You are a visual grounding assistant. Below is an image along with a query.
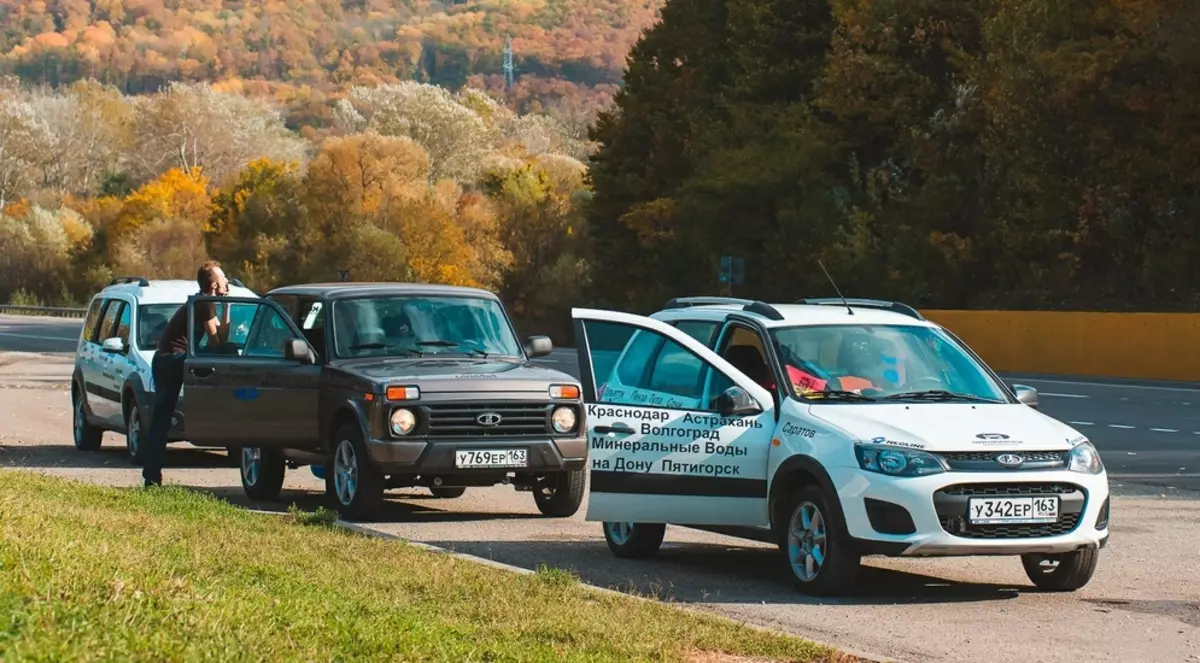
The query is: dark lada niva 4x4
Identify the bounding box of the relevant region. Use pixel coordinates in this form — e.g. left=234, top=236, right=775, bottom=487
left=177, top=282, right=587, bottom=520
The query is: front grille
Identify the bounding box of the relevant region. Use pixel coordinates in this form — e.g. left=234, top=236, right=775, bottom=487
left=939, top=450, right=1067, bottom=472
left=423, top=403, right=553, bottom=438
left=934, top=482, right=1087, bottom=539
left=938, top=482, right=1078, bottom=496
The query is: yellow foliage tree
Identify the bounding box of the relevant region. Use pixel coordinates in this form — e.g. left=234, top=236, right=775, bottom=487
left=107, top=167, right=214, bottom=278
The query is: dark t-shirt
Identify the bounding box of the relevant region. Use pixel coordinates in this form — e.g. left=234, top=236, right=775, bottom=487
left=157, top=299, right=216, bottom=355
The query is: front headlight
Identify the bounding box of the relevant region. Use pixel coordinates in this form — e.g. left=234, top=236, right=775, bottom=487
left=390, top=408, right=416, bottom=436
left=855, top=443, right=946, bottom=477
left=551, top=406, right=577, bottom=434
left=1066, top=439, right=1104, bottom=474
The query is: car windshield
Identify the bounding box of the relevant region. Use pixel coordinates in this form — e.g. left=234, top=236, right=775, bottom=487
left=768, top=324, right=1010, bottom=403
left=136, top=304, right=180, bottom=350
left=331, top=295, right=524, bottom=359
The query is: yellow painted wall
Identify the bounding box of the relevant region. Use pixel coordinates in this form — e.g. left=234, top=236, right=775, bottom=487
left=921, top=310, right=1200, bottom=382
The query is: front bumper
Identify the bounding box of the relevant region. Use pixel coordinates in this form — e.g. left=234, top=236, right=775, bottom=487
left=364, top=435, right=588, bottom=476
left=829, top=466, right=1111, bottom=557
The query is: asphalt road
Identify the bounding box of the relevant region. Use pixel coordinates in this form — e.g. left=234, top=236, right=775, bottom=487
left=3, top=313, right=1197, bottom=492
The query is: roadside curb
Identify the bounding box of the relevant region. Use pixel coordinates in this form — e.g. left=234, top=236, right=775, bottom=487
left=332, top=520, right=894, bottom=663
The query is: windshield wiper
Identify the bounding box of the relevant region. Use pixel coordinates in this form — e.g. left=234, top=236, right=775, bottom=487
left=416, top=339, right=489, bottom=357
left=802, top=389, right=875, bottom=402
left=348, top=342, right=423, bottom=357
left=882, top=390, right=999, bottom=403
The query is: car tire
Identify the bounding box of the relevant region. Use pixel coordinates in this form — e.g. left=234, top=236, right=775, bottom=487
left=779, top=485, right=861, bottom=596
left=326, top=423, right=385, bottom=521
left=429, top=486, right=466, bottom=498
left=532, top=469, right=586, bottom=517
left=241, top=447, right=286, bottom=501
left=1021, top=548, right=1099, bottom=591
left=125, top=400, right=147, bottom=465
left=72, top=389, right=103, bottom=452
left=603, top=522, right=666, bottom=558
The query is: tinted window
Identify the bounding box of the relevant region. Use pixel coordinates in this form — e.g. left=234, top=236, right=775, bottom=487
left=645, top=339, right=707, bottom=398
left=243, top=305, right=300, bottom=358
left=614, top=330, right=661, bottom=386
left=82, top=298, right=104, bottom=343
left=673, top=320, right=718, bottom=346
left=114, top=301, right=131, bottom=346
left=97, top=300, right=123, bottom=342
left=137, top=304, right=180, bottom=350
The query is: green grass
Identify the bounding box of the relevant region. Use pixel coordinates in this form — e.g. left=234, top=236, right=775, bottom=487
left=0, top=471, right=849, bottom=662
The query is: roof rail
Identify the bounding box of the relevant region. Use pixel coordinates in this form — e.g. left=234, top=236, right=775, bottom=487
left=796, top=299, right=926, bottom=321
left=229, top=278, right=245, bottom=288
left=743, top=301, right=784, bottom=321
left=663, top=296, right=754, bottom=309
left=796, top=297, right=925, bottom=320
left=109, top=276, right=150, bottom=287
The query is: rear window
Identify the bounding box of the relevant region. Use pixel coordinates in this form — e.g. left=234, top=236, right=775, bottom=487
left=137, top=304, right=181, bottom=350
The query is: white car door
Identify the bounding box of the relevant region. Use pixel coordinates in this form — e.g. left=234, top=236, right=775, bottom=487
left=573, top=308, right=776, bottom=527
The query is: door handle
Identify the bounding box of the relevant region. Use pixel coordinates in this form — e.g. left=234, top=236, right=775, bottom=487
left=595, top=423, right=635, bottom=435
left=190, top=367, right=215, bottom=378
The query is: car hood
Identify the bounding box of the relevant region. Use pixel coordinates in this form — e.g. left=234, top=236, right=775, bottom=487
left=330, top=356, right=576, bottom=394
left=807, top=403, right=1083, bottom=452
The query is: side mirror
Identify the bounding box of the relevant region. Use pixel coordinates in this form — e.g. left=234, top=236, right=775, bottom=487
left=101, top=337, right=125, bottom=354
left=715, top=386, right=762, bottom=418
left=1012, top=383, right=1038, bottom=409
left=525, top=335, right=553, bottom=358
left=284, top=339, right=314, bottom=364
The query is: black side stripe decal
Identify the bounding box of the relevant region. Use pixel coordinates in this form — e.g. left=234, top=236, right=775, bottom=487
left=84, top=381, right=122, bottom=402
left=590, top=471, right=768, bottom=499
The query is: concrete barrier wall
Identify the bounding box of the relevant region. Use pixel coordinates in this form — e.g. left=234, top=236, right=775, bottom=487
left=921, top=310, right=1200, bottom=382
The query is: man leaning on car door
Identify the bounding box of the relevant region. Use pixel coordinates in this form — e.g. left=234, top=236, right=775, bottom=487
left=142, top=260, right=231, bottom=487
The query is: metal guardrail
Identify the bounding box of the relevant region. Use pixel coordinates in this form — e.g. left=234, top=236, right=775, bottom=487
left=0, top=305, right=89, bottom=318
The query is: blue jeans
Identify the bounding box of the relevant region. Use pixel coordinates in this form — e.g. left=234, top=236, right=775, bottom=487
left=144, top=351, right=185, bottom=485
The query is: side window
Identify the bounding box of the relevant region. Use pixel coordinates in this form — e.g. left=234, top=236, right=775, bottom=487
left=580, top=319, right=716, bottom=411
left=115, top=301, right=132, bottom=348
left=97, top=300, right=123, bottom=342
left=194, top=301, right=267, bottom=355
left=673, top=320, right=719, bottom=347
left=81, top=298, right=104, bottom=343
left=711, top=324, right=774, bottom=401
left=243, top=305, right=302, bottom=358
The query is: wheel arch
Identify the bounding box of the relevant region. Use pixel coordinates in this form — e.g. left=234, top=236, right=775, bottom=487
left=327, top=399, right=370, bottom=452
left=769, top=455, right=851, bottom=542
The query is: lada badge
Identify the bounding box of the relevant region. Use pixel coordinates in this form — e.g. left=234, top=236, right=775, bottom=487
left=476, top=412, right=503, bottom=427
left=995, top=453, right=1024, bottom=468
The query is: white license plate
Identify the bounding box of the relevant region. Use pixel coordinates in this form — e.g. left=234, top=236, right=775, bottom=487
left=454, top=448, right=527, bottom=469
left=968, top=496, right=1059, bottom=524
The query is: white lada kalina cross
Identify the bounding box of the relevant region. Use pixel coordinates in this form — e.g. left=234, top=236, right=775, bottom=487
left=570, top=297, right=1109, bottom=596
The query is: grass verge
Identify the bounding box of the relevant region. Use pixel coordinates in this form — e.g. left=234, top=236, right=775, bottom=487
left=0, top=471, right=851, bottom=662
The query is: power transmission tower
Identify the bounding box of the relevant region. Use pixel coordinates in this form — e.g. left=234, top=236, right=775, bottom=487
left=502, top=36, right=514, bottom=89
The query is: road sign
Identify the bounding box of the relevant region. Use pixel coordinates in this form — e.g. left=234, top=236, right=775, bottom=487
left=718, top=256, right=745, bottom=286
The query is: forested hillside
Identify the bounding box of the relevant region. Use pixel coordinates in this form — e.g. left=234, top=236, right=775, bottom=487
left=587, top=0, right=1200, bottom=314
left=0, top=0, right=661, bottom=134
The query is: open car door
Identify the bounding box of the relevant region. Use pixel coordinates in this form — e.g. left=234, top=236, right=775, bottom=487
left=184, top=295, right=322, bottom=449
left=572, top=307, right=776, bottom=527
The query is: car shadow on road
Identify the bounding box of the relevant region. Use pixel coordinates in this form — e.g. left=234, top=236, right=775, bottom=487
left=0, top=443, right=235, bottom=470
left=418, top=538, right=1026, bottom=606
left=175, top=484, right=538, bottom=524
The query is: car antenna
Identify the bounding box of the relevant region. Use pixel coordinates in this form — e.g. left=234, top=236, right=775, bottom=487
left=817, top=259, right=853, bottom=315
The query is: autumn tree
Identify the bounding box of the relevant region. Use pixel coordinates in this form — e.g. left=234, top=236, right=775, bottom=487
left=130, top=82, right=308, bottom=187
left=107, top=167, right=214, bottom=279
